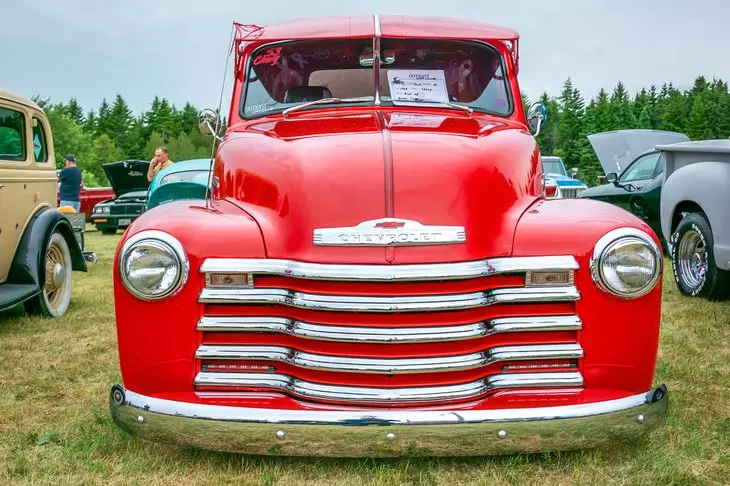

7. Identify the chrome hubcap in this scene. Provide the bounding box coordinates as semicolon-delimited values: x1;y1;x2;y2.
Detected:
677;230;707;288
53;263;65;288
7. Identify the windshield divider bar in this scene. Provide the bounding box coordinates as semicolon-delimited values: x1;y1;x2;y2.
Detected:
373;13;382;105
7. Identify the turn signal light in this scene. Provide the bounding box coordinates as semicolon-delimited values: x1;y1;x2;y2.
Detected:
206;273;253;288
526;271;573;286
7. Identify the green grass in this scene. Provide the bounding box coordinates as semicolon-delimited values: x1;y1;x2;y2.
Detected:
1;228;729;485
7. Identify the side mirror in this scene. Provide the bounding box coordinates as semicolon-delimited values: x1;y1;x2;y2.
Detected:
571;167;579;179
527;102;548;137
199;108;222;141
605;173;619;185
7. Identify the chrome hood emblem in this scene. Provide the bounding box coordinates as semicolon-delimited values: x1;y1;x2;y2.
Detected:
313;218;466;246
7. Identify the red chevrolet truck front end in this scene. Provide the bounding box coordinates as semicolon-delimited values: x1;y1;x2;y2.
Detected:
109;15;668;457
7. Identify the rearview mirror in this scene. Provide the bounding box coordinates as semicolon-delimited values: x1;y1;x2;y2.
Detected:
527;102;547;137
605;173;618;185
198;108;221;140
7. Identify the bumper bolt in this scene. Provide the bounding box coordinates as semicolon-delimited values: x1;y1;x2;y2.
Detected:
137;415;144;423
386;433;396;441
498;430;507;439
276;430;286;439
637;414;645;424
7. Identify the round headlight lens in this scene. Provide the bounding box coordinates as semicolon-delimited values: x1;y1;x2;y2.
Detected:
119;232;188;300
592;229;662;298
103;206;110;214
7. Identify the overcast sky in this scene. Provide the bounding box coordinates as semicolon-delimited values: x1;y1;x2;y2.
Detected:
2;0;728;115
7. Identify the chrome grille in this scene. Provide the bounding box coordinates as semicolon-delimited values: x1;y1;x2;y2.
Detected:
560;187;585;198
196;256;584;406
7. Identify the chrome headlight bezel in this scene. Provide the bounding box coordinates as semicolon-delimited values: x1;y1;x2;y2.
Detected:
118;230;189;301
590;227;663;299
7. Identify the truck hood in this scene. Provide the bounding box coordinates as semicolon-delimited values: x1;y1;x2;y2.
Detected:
102;160;151;197
588;129;689;175
217;110;540;264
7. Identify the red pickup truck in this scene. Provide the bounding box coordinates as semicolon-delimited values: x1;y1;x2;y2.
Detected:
56;171;114;221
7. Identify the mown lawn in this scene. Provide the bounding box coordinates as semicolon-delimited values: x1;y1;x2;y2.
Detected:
1;227;729;485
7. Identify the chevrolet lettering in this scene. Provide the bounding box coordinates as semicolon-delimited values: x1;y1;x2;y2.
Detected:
108;15;669;458
314;218;466;246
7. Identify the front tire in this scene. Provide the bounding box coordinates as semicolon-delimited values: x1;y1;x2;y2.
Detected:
24;232;73;317
671;212;730;301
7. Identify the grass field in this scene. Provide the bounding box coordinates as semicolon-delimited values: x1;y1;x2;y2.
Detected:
1;227;729;485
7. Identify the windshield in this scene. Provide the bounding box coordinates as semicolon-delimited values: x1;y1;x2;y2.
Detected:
159;170;210;186
542;158;567;176
241;38;512;118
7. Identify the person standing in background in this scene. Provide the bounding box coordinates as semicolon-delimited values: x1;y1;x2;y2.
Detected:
147;146;174;182
59;155;82;212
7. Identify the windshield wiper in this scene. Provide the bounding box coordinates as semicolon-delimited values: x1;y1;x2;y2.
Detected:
282;96;374;117
392;99;474;115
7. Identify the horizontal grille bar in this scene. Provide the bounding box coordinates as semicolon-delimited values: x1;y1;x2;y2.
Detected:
193;371;584;404
198;286;580;312
196;315;583;343
199;256;579;282
196;343;583;374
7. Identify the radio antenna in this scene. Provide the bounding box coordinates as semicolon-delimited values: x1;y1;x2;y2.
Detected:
204;22;236;208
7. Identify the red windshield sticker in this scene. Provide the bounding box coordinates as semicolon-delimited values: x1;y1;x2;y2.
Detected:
253;47;282;66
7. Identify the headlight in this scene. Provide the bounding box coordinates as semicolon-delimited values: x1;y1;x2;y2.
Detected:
590;228;662;298
119;230;189;300
94;206;102;213
103;206;110;214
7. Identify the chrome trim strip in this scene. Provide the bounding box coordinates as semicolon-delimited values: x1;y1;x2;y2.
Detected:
373;13;382;105
193;371;584;402
110;384;669;457
195;343;583;374
198;285;580;311
196;315;583;343
199;255;579;282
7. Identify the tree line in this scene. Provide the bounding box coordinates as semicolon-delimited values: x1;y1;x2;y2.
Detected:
33;95;222;186
527;75;730;186
35;74;730;187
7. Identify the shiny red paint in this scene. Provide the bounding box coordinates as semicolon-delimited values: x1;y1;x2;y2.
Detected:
113;16;663;416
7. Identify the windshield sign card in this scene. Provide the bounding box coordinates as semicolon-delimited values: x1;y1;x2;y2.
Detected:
387;70;449;104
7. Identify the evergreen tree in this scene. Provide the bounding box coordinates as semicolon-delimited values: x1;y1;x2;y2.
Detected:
555;78;585;170
84;109;97;134
66;98;85;125
108;95;136;155
178;102;199;134
610;81;636;129
96;98;113;138
660;86;688;134
535;92;560;155
686;92;713;140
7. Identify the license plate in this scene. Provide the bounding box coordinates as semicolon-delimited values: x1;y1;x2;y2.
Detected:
119;218;132;226
95;218;108;223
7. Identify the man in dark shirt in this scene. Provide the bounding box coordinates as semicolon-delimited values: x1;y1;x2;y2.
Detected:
59;155;82;212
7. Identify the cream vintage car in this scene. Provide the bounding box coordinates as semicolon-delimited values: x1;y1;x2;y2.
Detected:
0;89;89;317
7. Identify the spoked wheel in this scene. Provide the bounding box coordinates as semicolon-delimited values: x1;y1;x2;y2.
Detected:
671;212;730;301
24;232;73;317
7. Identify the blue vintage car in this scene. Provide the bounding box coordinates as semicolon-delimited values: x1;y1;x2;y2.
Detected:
541;156;588;198
146;158;212;210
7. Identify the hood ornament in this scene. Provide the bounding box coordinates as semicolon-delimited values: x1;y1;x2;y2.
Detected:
313;218;466;246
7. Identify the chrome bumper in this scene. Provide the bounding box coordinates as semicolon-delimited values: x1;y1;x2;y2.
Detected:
109;384;668;457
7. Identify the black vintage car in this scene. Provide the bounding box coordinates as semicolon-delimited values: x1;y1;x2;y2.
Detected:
89;160;150;235
579;129;689;251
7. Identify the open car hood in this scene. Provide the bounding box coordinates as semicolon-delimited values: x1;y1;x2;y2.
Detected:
102;160;151;196
588;130;690;175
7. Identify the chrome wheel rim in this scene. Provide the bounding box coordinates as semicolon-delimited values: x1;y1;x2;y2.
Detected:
44;243;68;309
677;229;708;289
